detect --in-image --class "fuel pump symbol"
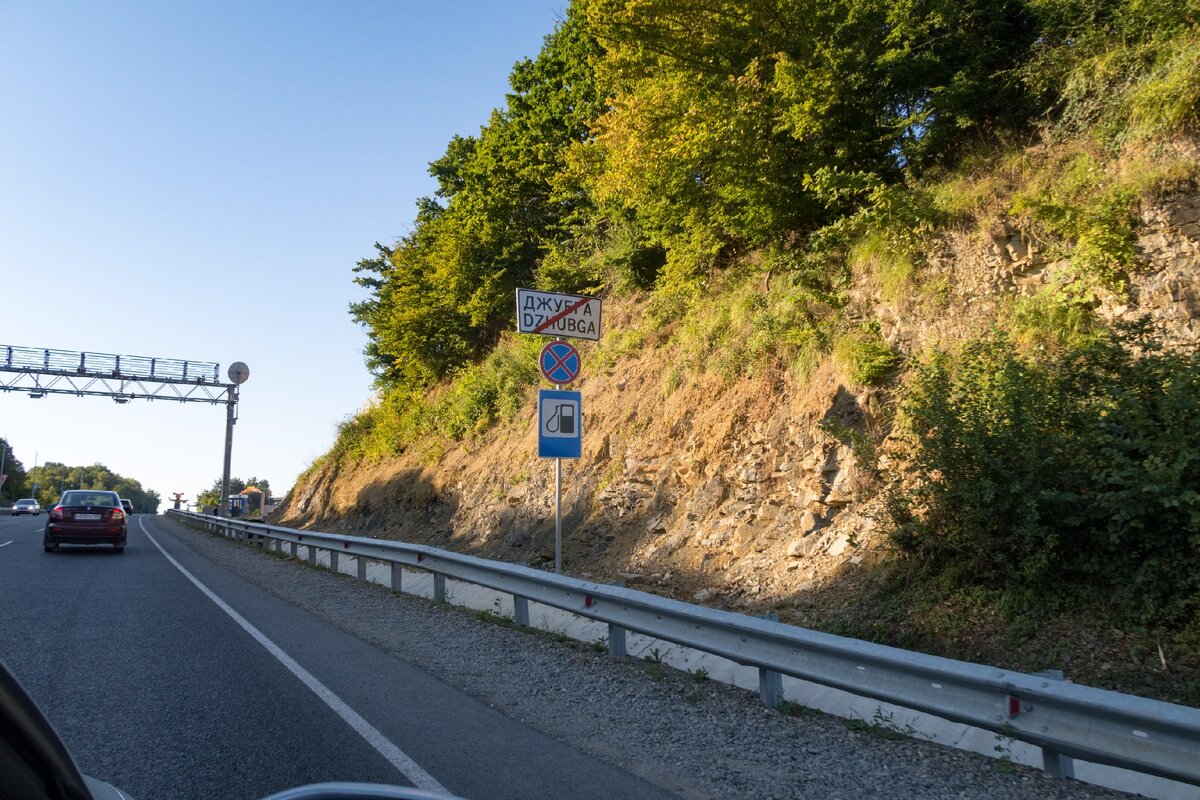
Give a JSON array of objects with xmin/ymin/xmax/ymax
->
[{"xmin": 547, "ymin": 403, "xmax": 575, "ymax": 434}]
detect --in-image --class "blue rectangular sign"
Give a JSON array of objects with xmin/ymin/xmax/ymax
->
[{"xmin": 538, "ymin": 389, "xmax": 581, "ymax": 459}]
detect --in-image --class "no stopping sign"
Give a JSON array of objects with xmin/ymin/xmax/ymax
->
[{"xmin": 539, "ymin": 340, "xmax": 581, "ymax": 385}]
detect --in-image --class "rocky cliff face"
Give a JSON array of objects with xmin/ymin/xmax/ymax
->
[{"xmin": 277, "ymin": 190, "xmax": 1200, "ymax": 611}]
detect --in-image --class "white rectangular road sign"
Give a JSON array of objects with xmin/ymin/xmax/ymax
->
[{"xmin": 516, "ymin": 288, "xmax": 602, "ymax": 341}]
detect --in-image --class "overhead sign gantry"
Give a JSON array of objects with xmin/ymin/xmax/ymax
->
[{"xmin": 0, "ymin": 344, "xmax": 249, "ymax": 517}]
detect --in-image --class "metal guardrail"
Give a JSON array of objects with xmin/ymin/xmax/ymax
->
[{"xmin": 168, "ymin": 510, "xmax": 1200, "ymax": 787}]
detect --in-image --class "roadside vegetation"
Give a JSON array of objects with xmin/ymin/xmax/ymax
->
[
  {"xmin": 23, "ymin": 459, "xmax": 161, "ymax": 514},
  {"xmin": 304, "ymin": 0, "xmax": 1200, "ymax": 691}
]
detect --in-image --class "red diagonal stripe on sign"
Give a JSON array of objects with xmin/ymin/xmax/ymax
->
[
  {"xmin": 532, "ymin": 296, "xmax": 592, "ymax": 334},
  {"xmin": 547, "ymin": 349, "xmax": 574, "ymax": 376}
]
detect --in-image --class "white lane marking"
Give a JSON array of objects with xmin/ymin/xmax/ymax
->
[
  {"xmin": 138, "ymin": 518, "xmax": 448, "ymax": 794},
  {"xmin": 0, "ymin": 541, "xmax": 12, "ymax": 548}
]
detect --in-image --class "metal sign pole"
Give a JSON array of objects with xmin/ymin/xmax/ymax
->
[
  {"xmin": 220, "ymin": 385, "xmax": 237, "ymax": 517},
  {"xmin": 555, "ymin": 346, "xmax": 563, "ymax": 575},
  {"xmin": 555, "ymin": 457, "xmax": 562, "ymax": 574},
  {"xmin": 219, "ymin": 362, "xmax": 250, "ymax": 518}
]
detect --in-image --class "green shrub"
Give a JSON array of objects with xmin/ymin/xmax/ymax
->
[
  {"xmin": 430, "ymin": 335, "xmax": 542, "ymax": 440},
  {"xmin": 849, "ymin": 231, "xmax": 915, "ymax": 304},
  {"xmin": 1125, "ymin": 30, "xmax": 1200, "ymax": 138},
  {"xmin": 1007, "ymin": 287, "xmax": 1103, "ymax": 353},
  {"xmin": 832, "ymin": 323, "xmax": 900, "ymax": 386},
  {"xmin": 1011, "ymin": 149, "xmax": 1140, "ymax": 291},
  {"xmin": 1027, "ymin": 0, "xmax": 1199, "ymax": 144},
  {"xmin": 890, "ymin": 324, "xmax": 1200, "ymax": 624}
]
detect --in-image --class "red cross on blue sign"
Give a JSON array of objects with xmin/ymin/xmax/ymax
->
[{"xmin": 539, "ymin": 340, "xmax": 581, "ymax": 386}]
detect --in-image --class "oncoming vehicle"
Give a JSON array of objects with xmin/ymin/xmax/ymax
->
[
  {"xmin": 10, "ymin": 498, "xmax": 40, "ymax": 516},
  {"xmin": 43, "ymin": 490, "xmax": 128, "ymax": 553}
]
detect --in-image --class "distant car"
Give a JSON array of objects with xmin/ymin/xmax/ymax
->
[
  {"xmin": 10, "ymin": 498, "xmax": 40, "ymax": 516},
  {"xmin": 120, "ymin": 498, "xmax": 134, "ymax": 516},
  {"xmin": 44, "ymin": 490, "xmax": 128, "ymax": 553}
]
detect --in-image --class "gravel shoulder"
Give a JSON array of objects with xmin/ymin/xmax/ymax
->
[{"xmin": 157, "ymin": 516, "xmax": 1131, "ymax": 800}]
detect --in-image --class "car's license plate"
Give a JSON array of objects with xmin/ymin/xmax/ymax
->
[{"xmin": 75, "ymin": 513, "xmax": 102, "ymax": 520}]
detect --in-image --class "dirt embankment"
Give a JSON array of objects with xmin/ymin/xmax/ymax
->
[{"xmin": 276, "ymin": 191, "xmax": 1200, "ymax": 701}]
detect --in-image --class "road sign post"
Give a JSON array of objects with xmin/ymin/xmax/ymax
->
[
  {"xmin": 519, "ymin": 287, "xmax": 602, "ymax": 575},
  {"xmin": 539, "ymin": 388, "xmax": 581, "ymax": 574},
  {"xmin": 539, "ymin": 386, "xmax": 581, "ymax": 574}
]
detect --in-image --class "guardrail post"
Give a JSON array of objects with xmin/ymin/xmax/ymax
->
[
  {"xmin": 513, "ymin": 596, "xmax": 530, "ymax": 627},
  {"xmin": 357, "ymin": 556, "xmax": 367, "ymax": 581},
  {"xmin": 759, "ymin": 667, "xmax": 783, "ymax": 708},
  {"xmin": 330, "ymin": 551, "xmax": 339, "ymax": 573},
  {"xmin": 433, "ymin": 574, "xmax": 446, "ymax": 603},
  {"xmin": 390, "ymin": 562, "xmax": 403, "ymax": 593},
  {"xmin": 608, "ymin": 623, "xmax": 627, "ymax": 659},
  {"xmin": 1037, "ymin": 670, "xmax": 1076, "ymax": 779},
  {"xmin": 755, "ymin": 611, "xmax": 784, "ymax": 707},
  {"xmin": 290, "ymin": 541, "xmax": 298, "ymax": 558},
  {"xmin": 307, "ymin": 546, "xmax": 317, "ymax": 567}
]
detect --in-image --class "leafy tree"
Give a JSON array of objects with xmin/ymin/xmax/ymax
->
[
  {"xmin": 350, "ymin": 5, "xmax": 604, "ymax": 392},
  {"xmin": 196, "ymin": 476, "xmax": 272, "ymax": 514},
  {"xmin": 0, "ymin": 438, "xmax": 28, "ymax": 504},
  {"xmin": 27, "ymin": 462, "xmax": 160, "ymax": 513},
  {"xmin": 582, "ymin": 0, "xmax": 1037, "ymax": 254}
]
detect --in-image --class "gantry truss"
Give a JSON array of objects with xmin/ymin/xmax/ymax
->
[{"xmin": 1, "ymin": 344, "xmax": 236, "ymax": 404}]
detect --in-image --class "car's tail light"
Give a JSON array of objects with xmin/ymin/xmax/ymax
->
[
  {"xmin": 50, "ymin": 506, "xmax": 64, "ymax": 520},
  {"xmin": 111, "ymin": 508, "xmax": 125, "ymax": 521}
]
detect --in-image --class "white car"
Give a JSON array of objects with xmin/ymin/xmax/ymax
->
[{"xmin": 11, "ymin": 498, "xmax": 41, "ymax": 516}]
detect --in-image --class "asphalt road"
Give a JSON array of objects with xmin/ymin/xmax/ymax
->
[{"xmin": 0, "ymin": 513, "xmax": 673, "ymax": 800}]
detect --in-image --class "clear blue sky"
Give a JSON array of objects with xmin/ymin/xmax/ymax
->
[{"xmin": 0, "ymin": 1, "xmax": 565, "ymax": 505}]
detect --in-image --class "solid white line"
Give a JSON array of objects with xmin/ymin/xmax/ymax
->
[
  {"xmin": 138, "ymin": 518, "xmax": 448, "ymax": 794},
  {"xmin": 0, "ymin": 541, "xmax": 12, "ymax": 548}
]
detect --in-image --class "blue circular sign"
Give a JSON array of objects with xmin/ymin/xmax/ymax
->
[{"xmin": 539, "ymin": 340, "xmax": 581, "ymax": 385}]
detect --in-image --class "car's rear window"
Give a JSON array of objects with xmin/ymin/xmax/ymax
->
[{"xmin": 60, "ymin": 491, "xmax": 119, "ymax": 507}]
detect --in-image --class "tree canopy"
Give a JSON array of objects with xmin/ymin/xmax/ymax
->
[
  {"xmin": 350, "ymin": 0, "xmax": 1197, "ymax": 400},
  {"xmin": 349, "ymin": 6, "xmax": 604, "ymax": 391},
  {"xmin": 28, "ymin": 462, "xmax": 161, "ymax": 514},
  {"xmin": 0, "ymin": 438, "xmax": 28, "ymax": 504}
]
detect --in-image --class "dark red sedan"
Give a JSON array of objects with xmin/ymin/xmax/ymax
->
[{"xmin": 43, "ymin": 490, "xmax": 128, "ymax": 553}]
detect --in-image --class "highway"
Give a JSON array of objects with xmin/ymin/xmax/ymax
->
[
  {"xmin": 0, "ymin": 513, "xmax": 672, "ymax": 800},
  {"xmin": 0, "ymin": 513, "xmax": 1132, "ymax": 800}
]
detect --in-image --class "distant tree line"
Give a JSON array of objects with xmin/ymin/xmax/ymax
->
[{"xmin": 22, "ymin": 460, "xmax": 161, "ymax": 514}]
